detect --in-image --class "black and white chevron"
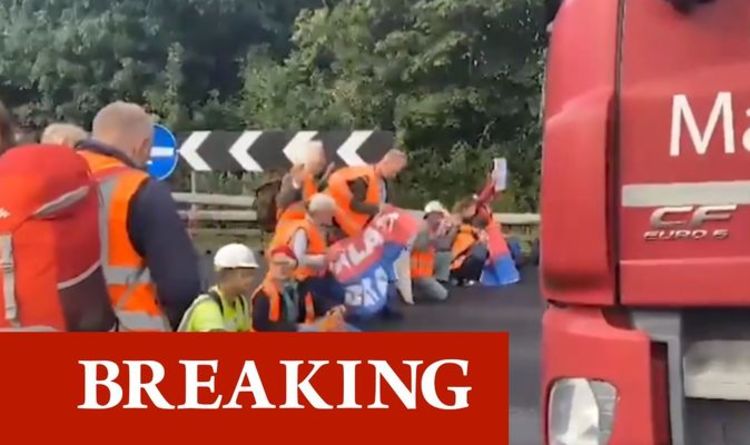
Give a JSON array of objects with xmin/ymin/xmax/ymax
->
[{"xmin": 176, "ymin": 130, "xmax": 395, "ymax": 172}]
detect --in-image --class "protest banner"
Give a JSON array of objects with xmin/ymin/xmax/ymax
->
[{"xmin": 328, "ymin": 206, "xmax": 422, "ymax": 317}]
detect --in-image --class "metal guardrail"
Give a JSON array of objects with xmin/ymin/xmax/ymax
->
[{"xmin": 172, "ymin": 192, "xmax": 540, "ymax": 226}]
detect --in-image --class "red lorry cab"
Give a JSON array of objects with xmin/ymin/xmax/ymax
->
[{"xmin": 542, "ymin": 0, "xmax": 750, "ymax": 444}]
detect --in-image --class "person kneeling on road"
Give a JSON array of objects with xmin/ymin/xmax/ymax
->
[
  {"xmin": 410, "ymin": 201, "xmax": 450, "ymax": 302},
  {"xmin": 268, "ymin": 193, "xmax": 345, "ymax": 309},
  {"xmin": 253, "ymin": 246, "xmax": 356, "ymax": 332},
  {"xmin": 449, "ymin": 197, "xmax": 490, "ymax": 286},
  {"xmin": 178, "ymin": 243, "xmax": 256, "ymax": 332}
]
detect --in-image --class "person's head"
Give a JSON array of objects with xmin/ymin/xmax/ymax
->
[
  {"xmin": 453, "ymin": 197, "xmax": 478, "ymax": 221},
  {"xmin": 213, "ymin": 244, "xmax": 259, "ymax": 296},
  {"xmin": 375, "ymin": 149, "xmax": 407, "ymax": 179},
  {"xmin": 268, "ymin": 246, "xmax": 298, "ymax": 284},
  {"xmin": 304, "ymin": 140, "xmax": 326, "ymax": 175},
  {"xmin": 41, "ymin": 123, "xmax": 88, "ymax": 147},
  {"xmin": 423, "ymin": 200, "xmax": 447, "ymax": 229},
  {"xmin": 91, "ymin": 101, "xmax": 153, "ymax": 167},
  {"xmin": 307, "ymin": 193, "xmax": 337, "ymax": 226},
  {"xmin": 0, "ymin": 101, "xmax": 15, "ymax": 156}
]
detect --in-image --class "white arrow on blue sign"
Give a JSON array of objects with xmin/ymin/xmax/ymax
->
[{"xmin": 147, "ymin": 124, "xmax": 180, "ymax": 181}]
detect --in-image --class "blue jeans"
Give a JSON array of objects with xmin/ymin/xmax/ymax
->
[{"xmin": 299, "ymin": 274, "xmax": 346, "ymax": 311}]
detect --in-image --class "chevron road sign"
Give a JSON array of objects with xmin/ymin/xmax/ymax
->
[{"xmin": 176, "ymin": 130, "xmax": 395, "ymax": 172}]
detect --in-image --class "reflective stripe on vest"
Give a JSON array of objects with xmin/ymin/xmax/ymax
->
[
  {"xmin": 0, "ymin": 326, "xmax": 58, "ymax": 332},
  {"xmin": 81, "ymin": 151, "xmax": 167, "ymax": 331}
]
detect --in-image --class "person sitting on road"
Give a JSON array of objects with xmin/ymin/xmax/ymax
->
[
  {"xmin": 41, "ymin": 123, "xmax": 88, "ymax": 147},
  {"xmin": 410, "ymin": 200, "xmax": 450, "ymax": 302},
  {"xmin": 268, "ymin": 193, "xmax": 346, "ymax": 308},
  {"xmin": 449, "ymin": 197, "xmax": 489, "ymax": 286},
  {"xmin": 276, "ymin": 140, "xmax": 335, "ymax": 228},
  {"xmin": 253, "ymin": 246, "xmax": 355, "ymax": 332},
  {"xmin": 178, "ymin": 243, "xmax": 256, "ymax": 332}
]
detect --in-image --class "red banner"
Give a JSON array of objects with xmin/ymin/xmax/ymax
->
[
  {"xmin": 329, "ymin": 206, "xmax": 422, "ymax": 282},
  {"xmin": 0, "ymin": 333, "xmax": 509, "ymax": 444}
]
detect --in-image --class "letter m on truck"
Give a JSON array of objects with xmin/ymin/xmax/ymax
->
[{"xmin": 542, "ymin": 0, "xmax": 750, "ymax": 444}]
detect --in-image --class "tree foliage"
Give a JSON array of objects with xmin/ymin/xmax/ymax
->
[
  {"xmin": 240, "ymin": 0, "xmax": 546, "ymax": 210},
  {"xmin": 0, "ymin": 0, "xmax": 545, "ymax": 211}
]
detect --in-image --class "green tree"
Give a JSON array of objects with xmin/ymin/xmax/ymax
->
[
  {"xmin": 0, "ymin": 0, "xmax": 323, "ymax": 128},
  {"xmin": 239, "ymin": 0, "xmax": 546, "ymax": 210}
]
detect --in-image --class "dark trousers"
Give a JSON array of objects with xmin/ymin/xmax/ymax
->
[
  {"xmin": 451, "ymin": 244, "xmax": 489, "ymax": 282},
  {"xmin": 298, "ymin": 274, "xmax": 346, "ymax": 315}
]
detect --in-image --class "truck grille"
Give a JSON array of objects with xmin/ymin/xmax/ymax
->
[
  {"xmin": 633, "ymin": 309, "xmax": 750, "ymax": 445},
  {"xmin": 683, "ymin": 310, "xmax": 750, "ymax": 445},
  {"xmin": 686, "ymin": 399, "xmax": 750, "ymax": 445}
]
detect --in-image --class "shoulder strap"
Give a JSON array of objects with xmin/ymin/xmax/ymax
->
[{"xmin": 207, "ymin": 289, "xmax": 224, "ymax": 316}]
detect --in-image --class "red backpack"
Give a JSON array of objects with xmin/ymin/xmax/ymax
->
[{"xmin": 0, "ymin": 144, "xmax": 116, "ymax": 331}]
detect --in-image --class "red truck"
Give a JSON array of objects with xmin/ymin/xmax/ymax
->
[{"xmin": 541, "ymin": 0, "xmax": 750, "ymax": 444}]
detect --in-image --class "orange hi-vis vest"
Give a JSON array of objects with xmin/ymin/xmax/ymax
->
[
  {"xmin": 277, "ymin": 171, "xmax": 317, "ymax": 225},
  {"xmin": 253, "ymin": 280, "xmax": 315, "ymax": 324},
  {"xmin": 78, "ymin": 151, "xmax": 169, "ymax": 331},
  {"xmin": 326, "ymin": 165, "xmax": 381, "ymax": 236},
  {"xmin": 451, "ymin": 224, "xmax": 479, "ymax": 270},
  {"xmin": 268, "ymin": 218, "xmax": 327, "ymax": 281},
  {"xmin": 411, "ymin": 244, "xmax": 436, "ymax": 279}
]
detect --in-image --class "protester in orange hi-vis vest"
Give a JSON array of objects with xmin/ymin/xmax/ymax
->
[
  {"xmin": 253, "ymin": 246, "xmax": 357, "ymax": 332},
  {"xmin": 409, "ymin": 201, "xmax": 450, "ymax": 303},
  {"xmin": 76, "ymin": 101, "xmax": 201, "ymax": 331},
  {"xmin": 326, "ymin": 149, "xmax": 407, "ymax": 238},
  {"xmin": 275, "ymin": 140, "xmax": 335, "ymax": 228},
  {"xmin": 268, "ymin": 193, "xmax": 346, "ymax": 308},
  {"xmin": 326, "ymin": 149, "xmax": 409, "ymax": 318},
  {"xmin": 449, "ymin": 197, "xmax": 489, "ymax": 286}
]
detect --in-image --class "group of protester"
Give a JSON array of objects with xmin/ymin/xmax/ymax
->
[
  {"xmin": 255, "ymin": 138, "xmax": 518, "ymax": 330},
  {"xmin": 0, "ymin": 99, "xmax": 518, "ymax": 333}
]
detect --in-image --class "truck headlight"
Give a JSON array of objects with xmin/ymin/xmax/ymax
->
[{"xmin": 548, "ymin": 378, "xmax": 617, "ymax": 445}]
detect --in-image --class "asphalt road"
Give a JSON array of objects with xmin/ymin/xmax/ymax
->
[
  {"xmin": 375, "ymin": 267, "xmax": 544, "ymax": 445},
  {"xmin": 201, "ymin": 257, "xmax": 543, "ymax": 444}
]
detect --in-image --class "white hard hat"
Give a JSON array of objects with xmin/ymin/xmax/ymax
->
[
  {"xmin": 214, "ymin": 243, "xmax": 259, "ymax": 270},
  {"xmin": 424, "ymin": 200, "xmax": 447, "ymax": 215}
]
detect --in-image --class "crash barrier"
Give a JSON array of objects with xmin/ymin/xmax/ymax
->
[
  {"xmin": 172, "ymin": 192, "xmax": 540, "ymax": 256},
  {"xmin": 173, "ymin": 192, "xmax": 538, "ymax": 227}
]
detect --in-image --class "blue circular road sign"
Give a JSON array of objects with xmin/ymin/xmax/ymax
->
[{"xmin": 148, "ymin": 124, "xmax": 179, "ymax": 181}]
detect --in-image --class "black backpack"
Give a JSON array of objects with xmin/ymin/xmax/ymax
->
[{"xmin": 254, "ymin": 171, "xmax": 284, "ymax": 233}]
